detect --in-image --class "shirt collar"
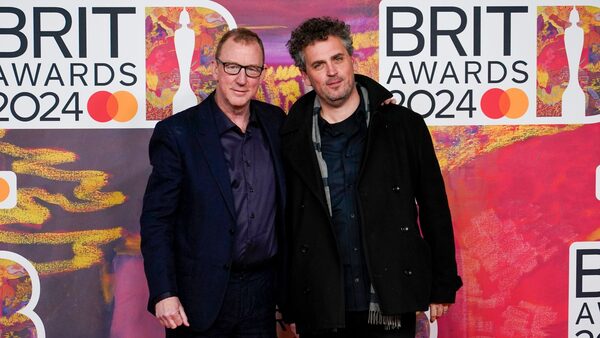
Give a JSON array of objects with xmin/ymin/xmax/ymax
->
[
  {"xmin": 211, "ymin": 93, "xmax": 258, "ymax": 136},
  {"xmin": 317, "ymin": 86, "xmax": 367, "ymax": 136}
]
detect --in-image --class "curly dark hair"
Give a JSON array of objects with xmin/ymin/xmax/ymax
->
[{"xmin": 286, "ymin": 17, "xmax": 353, "ymax": 71}]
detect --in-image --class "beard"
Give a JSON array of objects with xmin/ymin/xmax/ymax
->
[{"xmin": 320, "ymin": 77, "xmax": 355, "ymax": 107}]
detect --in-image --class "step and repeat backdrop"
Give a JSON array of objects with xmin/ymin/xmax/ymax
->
[{"xmin": 0, "ymin": 1, "xmax": 599, "ymax": 337}]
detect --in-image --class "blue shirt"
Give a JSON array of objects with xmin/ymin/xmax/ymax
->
[
  {"xmin": 212, "ymin": 97, "xmax": 277, "ymax": 269},
  {"xmin": 318, "ymin": 95, "xmax": 370, "ymax": 311}
]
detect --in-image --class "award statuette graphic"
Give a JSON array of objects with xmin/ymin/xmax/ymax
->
[
  {"xmin": 561, "ymin": 6, "xmax": 586, "ymax": 117},
  {"xmin": 172, "ymin": 8, "xmax": 198, "ymax": 114},
  {"xmin": 145, "ymin": 4, "xmax": 236, "ymax": 121}
]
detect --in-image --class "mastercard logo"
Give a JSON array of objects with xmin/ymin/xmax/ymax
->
[
  {"xmin": 0, "ymin": 171, "xmax": 17, "ymax": 209},
  {"xmin": 480, "ymin": 88, "xmax": 529, "ymax": 119},
  {"xmin": 87, "ymin": 91, "xmax": 138, "ymax": 123}
]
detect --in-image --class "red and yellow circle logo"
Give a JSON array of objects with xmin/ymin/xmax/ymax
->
[
  {"xmin": 480, "ymin": 88, "xmax": 529, "ymax": 119},
  {"xmin": 0, "ymin": 171, "xmax": 17, "ymax": 209},
  {"xmin": 0, "ymin": 177, "xmax": 10, "ymax": 203},
  {"xmin": 87, "ymin": 91, "xmax": 138, "ymax": 123}
]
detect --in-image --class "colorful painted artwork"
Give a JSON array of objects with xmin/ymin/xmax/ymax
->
[
  {"xmin": 537, "ymin": 6, "xmax": 600, "ymax": 117},
  {"xmin": 146, "ymin": 7, "xmax": 229, "ymax": 120},
  {"xmin": 0, "ymin": 259, "xmax": 35, "ymax": 337},
  {"xmin": 439, "ymin": 123, "xmax": 600, "ymax": 337}
]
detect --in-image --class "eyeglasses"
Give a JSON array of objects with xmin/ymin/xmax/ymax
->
[{"xmin": 216, "ymin": 58, "xmax": 264, "ymax": 78}]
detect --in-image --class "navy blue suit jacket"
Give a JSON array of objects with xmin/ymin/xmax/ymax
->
[{"xmin": 140, "ymin": 92, "xmax": 286, "ymax": 331}]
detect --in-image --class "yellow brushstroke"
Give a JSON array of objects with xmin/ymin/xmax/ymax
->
[
  {"xmin": 432, "ymin": 125, "xmax": 581, "ymax": 172},
  {"xmin": 121, "ymin": 232, "xmax": 141, "ymax": 255},
  {"xmin": 146, "ymin": 72, "xmax": 159, "ymax": 91},
  {"xmin": 0, "ymin": 312, "xmax": 30, "ymax": 329},
  {"xmin": 273, "ymin": 65, "xmax": 301, "ymax": 81},
  {"xmin": 196, "ymin": 65, "xmax": 213, "ymax": 76},
  {"xmin": 0, "ymin": 140, "xmax": 126, "ymax": 225},
  {"xmin": 148, "ymin": 88, "xmax": 180, "ymax": 109},
  {"xmin": 355, "ymin": 54, "xmax": 379, "ymax": 80},
  {"xmin": 353, "ymin": 31, "xmax": 378, "ymax": 50},
  {"xmin": 0, "ymin": 228, "xmax": 122, "ymax": 274},
  {"xmin": 278, "ymin": 80, "xmax": 302, "ymax": 110},
  {"xmin": 260, "ymin": 67, "xmax": 280, "ymax": 107},
  {"xmin": 586, "ymin": 228, "xmax": 600, "ymax": 241},
  {"xmin": 537, "ymin": 85, "xmax": 565, "ymax": 105},
  {"xmin": 537, "ymin": 69, "xmax": 549, "ymax": 89},
  {"xmin": 101, "ymin": 262, "xmax": 114, "ymax": 304}
]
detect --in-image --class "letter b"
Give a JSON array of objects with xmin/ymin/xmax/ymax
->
[
  {"xmin": 576, "ymin": 249, "xmax": 600, "ymax": 298},
  {"xmin": 0, "ymin": 7, "xmax": 27, "ymax": 58},
  {"xmin": 386, "ymin": 7, "xmax": 424, "ymax": 56}
]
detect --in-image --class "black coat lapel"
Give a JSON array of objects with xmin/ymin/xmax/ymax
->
[
  {"xmin": 255, "ymin": 105, "xmax": 286, "ymax": 211},
  {"xmin": 282, "ymin": 110, "xmax": 329, "ymax": 215},
  {"xmin": 189, "ymin": 99, "xmax": 236, "ymax": 221}
]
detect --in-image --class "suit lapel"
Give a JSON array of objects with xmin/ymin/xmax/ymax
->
[
  {"xmin": 283, "ymin": 118, "xmax": 330, "ymax": 215},
  {"xmin": 255, "ymin": 107, "xmax": 286, "ymax": 211},
  {"xmin": 190, "ymin": 99, "xmax": 236, "ymax": 221}
]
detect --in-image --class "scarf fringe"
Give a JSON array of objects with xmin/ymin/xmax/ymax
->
[{"xmin": 368, "ymin": 302, "xmax": 402, "ymax": 330}]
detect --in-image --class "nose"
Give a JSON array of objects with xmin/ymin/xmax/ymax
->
[
  {"xmin": 235, "ymin": 69, "xmax": 248, "ymax": 84},
  {"xmin": 325, "ymin": 62, "xmax": 337, "ymax": 76}
]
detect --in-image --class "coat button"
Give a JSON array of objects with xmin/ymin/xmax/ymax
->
[
  {"xmin": 392, "ymin": 186, "xmax": 401, "ymax": 192},
  {"xmin": 300, "ymin": 204, "xmax": 305, "ymax": 209},
  {"xmin": 303, "ymin": 287, "xmax": 311, "ymax": 294},
  {"xmin": 300, "ymin": 244, "xmax": 309, "ymax": 254},
  {"xmin": 403, "ymin": 269, "xmax": 413, "ymax": 276}
]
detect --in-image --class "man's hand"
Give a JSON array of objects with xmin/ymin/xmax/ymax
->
[
  {"xmin": 276, "ymin": 322, "xmax": 299, "ymax": 338},
  {"xmin": 429, "ymin": 303, "xmax": 451, "ymax": 323},
  {"xmin": 155, "ymin": 296, "xmax": 190, "ymax": 329},
  {"xmin": 381, "ymin": 97, "xmax": 397, "ymax": 105}
]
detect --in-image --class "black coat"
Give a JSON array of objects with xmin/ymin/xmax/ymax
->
[{"xmin": 280, "ymin": 75, "xmax": 462, "ymax": 333}]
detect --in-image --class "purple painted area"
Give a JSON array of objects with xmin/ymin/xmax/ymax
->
[{"xmin": 110, "ymin": 256, "xmax": 163, "ymax": 338}]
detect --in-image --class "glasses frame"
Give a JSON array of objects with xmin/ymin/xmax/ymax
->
[{"xmin": 216, "ymin": 58, "xmax": 264, "ymax": 78}]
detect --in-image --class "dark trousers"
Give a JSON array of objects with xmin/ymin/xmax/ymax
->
[
  {"xmin": 166, "ymin": 267, "xmax": 276, "ymax": 338},
  {"xmin": 301, "ymin": 312, "xmax": 416, "ymax": 338}
]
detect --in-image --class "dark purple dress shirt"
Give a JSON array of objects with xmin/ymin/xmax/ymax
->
[{"xmin": 212, "ymin": 97, "xmax": 278, "ymax": 269}]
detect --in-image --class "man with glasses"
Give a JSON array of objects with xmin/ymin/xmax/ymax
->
[{"xmin": 141, "ymin": 27, "xmax": 286, "ymax": 338}]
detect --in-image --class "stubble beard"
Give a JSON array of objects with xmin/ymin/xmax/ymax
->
[{"xmin": 322, "ymin": 80, "xmax": 354, "ymax": 108}]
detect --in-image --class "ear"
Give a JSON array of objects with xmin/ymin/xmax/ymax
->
[
  {"xmin": 259, "ymin": 64, "xmax": 266, "ymax": 82},
  {"xmin": 211, "ymin": 60, "xmax": 219, "ymax": 81},
  {"xmin": 352, "ymin": 56, "xmax": 358, "ymax": 73},
  {"xmin": 301, "ymin": 70, "xmax": 312, "ymax": 88}
]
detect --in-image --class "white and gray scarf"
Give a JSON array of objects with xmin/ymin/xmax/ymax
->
[{"xmin": 310, "ymin": 85, "xmax": 402, "ymax": 329}]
